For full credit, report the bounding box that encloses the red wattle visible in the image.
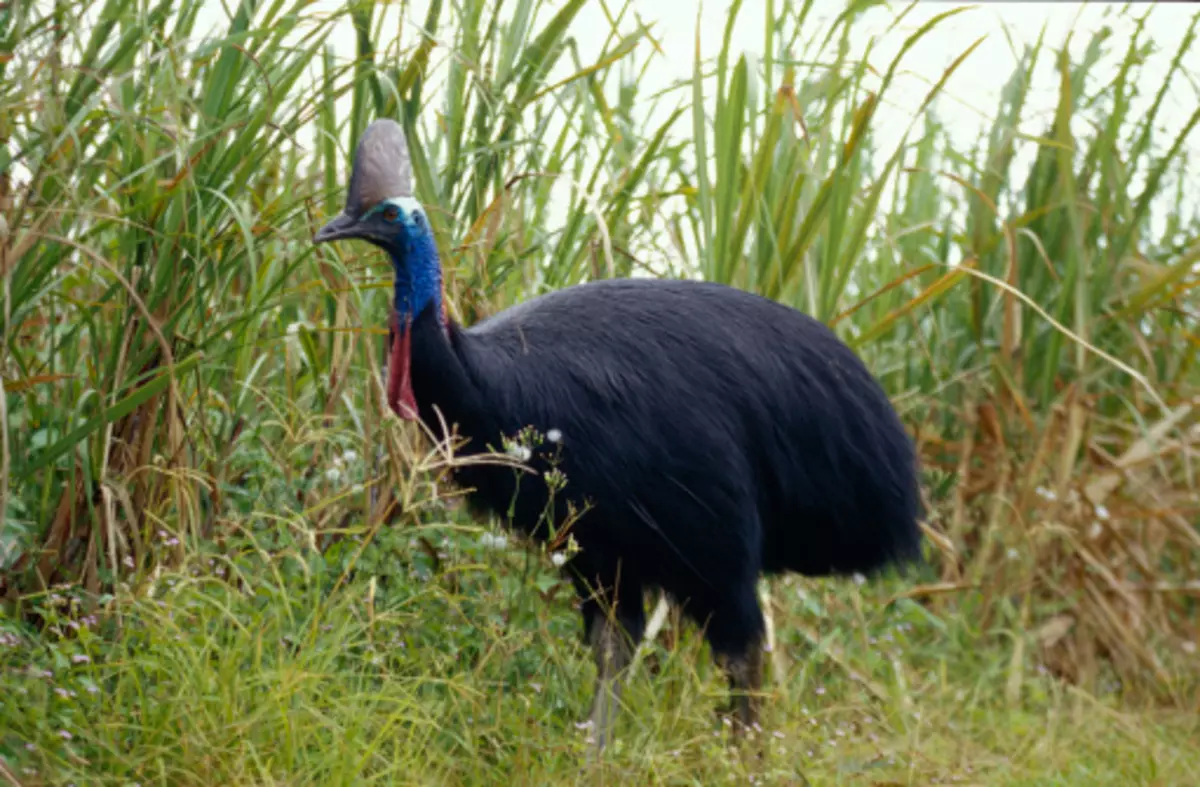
[387,312,419,420]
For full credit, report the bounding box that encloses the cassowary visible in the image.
[314,119,922,748]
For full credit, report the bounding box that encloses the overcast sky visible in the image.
[194,2,1200,223]
[190,1,1199,154]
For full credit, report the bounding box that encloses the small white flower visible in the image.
[852,572,866,586]
[546,429,562,443]
[342,450,358,464]
[1095,503,1110,520]
[479,532,508,550]
[286,322,303,336]
[506,444,531,462]
[350,483,364,495]
[1036,486,1056,501]
[325,467,342,483]
[1006,548,1019,560]
[550,552,567,567]
[1182,641,1197,655]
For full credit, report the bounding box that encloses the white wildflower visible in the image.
[342,449,358,464]
[479,532,508,550]
[506,443,532,462]
[1095,503,1110,520]
[550,552,567,568]
[546,429,562,443]
[1006,548,1019,560]
[325,467,342,483]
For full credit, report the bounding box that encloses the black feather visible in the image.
[407,278,922,660]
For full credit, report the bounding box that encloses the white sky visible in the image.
[19,0,1198,254]
[577,1,1197,155]
[191,1,1200,230]
[213,1,1198,148]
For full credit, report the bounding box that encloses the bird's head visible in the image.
[313,118,432,258]
[313,194,431,254]
[314,118,443,422]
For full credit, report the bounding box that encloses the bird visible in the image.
[314,118,923,750]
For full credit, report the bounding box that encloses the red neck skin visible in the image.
[386,269,449,421]
[386,310,420,420]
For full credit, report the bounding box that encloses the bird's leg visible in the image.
[566,556,645,753]
[586,609,634,753]
[703,580,767,741]
[716,640,764,734]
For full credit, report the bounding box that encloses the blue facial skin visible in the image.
[368,196,443,327]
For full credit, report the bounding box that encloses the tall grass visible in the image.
[2,0,1199,779]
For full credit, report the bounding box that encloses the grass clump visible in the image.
[2,533,1198,784]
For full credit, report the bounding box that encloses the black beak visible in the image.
[313,213,361,244]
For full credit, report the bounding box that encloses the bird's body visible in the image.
[410,277,920,584]
[315,119,923,749]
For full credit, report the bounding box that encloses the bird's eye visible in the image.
[411,212,423,227]
[382,205,400,222]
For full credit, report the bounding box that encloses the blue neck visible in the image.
[389,232,444,327]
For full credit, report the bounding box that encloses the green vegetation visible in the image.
[2,0,1198,783]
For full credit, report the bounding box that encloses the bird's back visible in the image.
[452,278,921,584]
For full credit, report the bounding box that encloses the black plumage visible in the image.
[314,119,923,748]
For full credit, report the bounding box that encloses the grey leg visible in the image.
[587,611,635,752]
[701,579,767,739]
[567,555,646,753]
[716,641,764,735]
